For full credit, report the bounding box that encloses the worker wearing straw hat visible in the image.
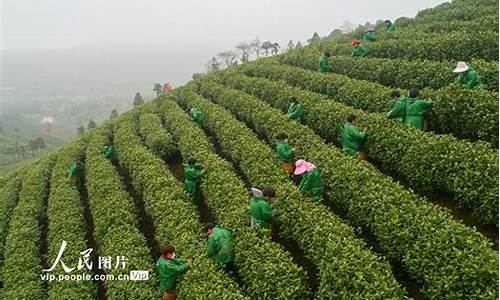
[351,39,368,57]
[294,159,323,199]
[453,61,482,89]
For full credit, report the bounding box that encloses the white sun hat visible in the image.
[251,187,263,198]
[453,61,469,73]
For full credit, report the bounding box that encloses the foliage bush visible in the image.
[45,139,96,299]
[86,128,158,299]
[1,158,53,299]
[324,31,499,62]
[397,0,498,28]
[138,113,177,160]
[217,70,499,226]
[174,86,407,300]
[195,79,499,299]
[394,15,499,35]
[281,48,499,91]
[111,113,249,300]
[240,60,499,147]
[149,99,311,299]
[0,175,21,282]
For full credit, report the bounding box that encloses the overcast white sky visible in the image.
[1,0,448,95]
[3,0,447,51]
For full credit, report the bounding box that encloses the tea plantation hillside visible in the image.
[0,0,498,299]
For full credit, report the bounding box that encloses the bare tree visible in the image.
[261,41,273,56]
[87,119,97,130]
[249,38,261,58]
[328,29,343,38]
[307,32,321,44]
[77,125,85,136]
[340,20,355,33]
[217,51,237,67]
[110,109,118,119]
[235,42,251,63]
[287,40,295,50]
[192,73,204,80]
[205,57,221,72]
[271,42,280,55]
[364,22,375,31]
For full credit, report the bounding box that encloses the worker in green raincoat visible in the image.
[404,88,434,130]
[276,133,295,174]
[204,223,237,275]
[362,30,376,42]
[102,139,117,163]
[286,97,304,121]
[351,39,368,57]
[384,20,396,32]
[386,90,407,123]
[183,158,204,203]
[294,159,323,199]
[68,159,85,195]
[276,134,294,163]
[157,244,192,300]
[318,51,332,73]
[249,187,275,230]
[190,107,204,126]
[452,61,482,89]
[341,115,367,158]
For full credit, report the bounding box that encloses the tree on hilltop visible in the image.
[134,92,145,106]
[110,109,118,119]
[87,119,97,130]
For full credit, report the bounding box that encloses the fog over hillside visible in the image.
[1,0,445,140]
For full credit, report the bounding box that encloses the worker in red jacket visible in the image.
[163,83,173,93]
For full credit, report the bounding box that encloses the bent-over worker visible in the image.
[404,88,434,130]
[362,30,377,42]
[453,61,482,89]
[250,187,275,230]
[341,114,367,159]
[318,51,332,73]
[183,158,204,203]
[204,223,236,275]
[190,107,204,126]
[295,159,323,199]
[102,139,117,163]
[384,20,396,32]
[386,90,406,123]
[351,39,368,57]
[276,133,295,174]
[286,97,304,121]
[157,244,192,300]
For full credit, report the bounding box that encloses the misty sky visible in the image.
[1,0,447,96]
